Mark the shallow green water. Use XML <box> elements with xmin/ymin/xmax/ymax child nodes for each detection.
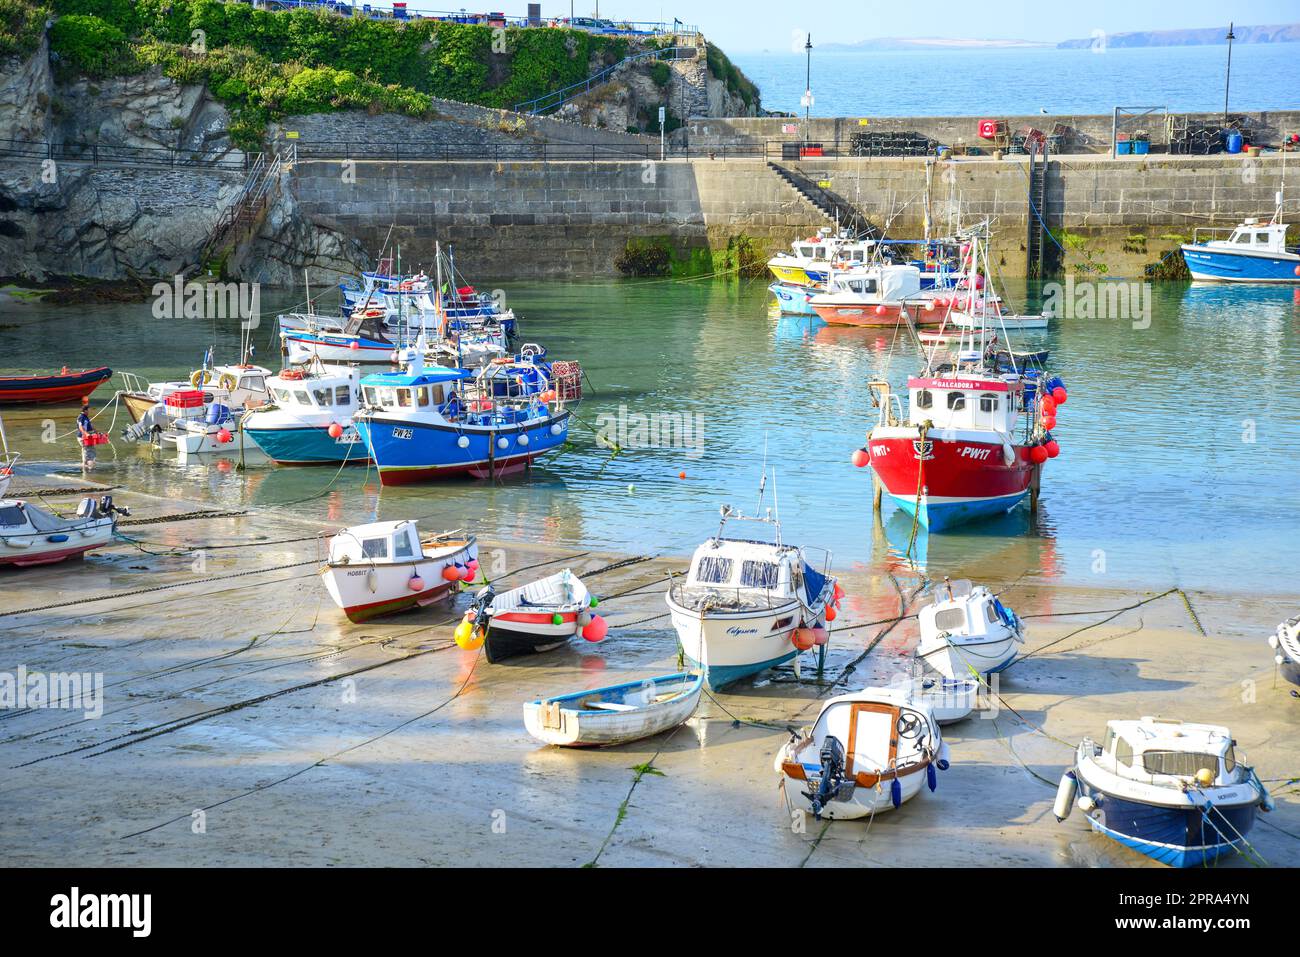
<box><xmin>2</xmin><ymin>277</ymin><xmax>1297</xmax><ymax>595</ymax></box>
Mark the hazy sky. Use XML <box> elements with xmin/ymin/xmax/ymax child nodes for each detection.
<box><xmin>515</xmin><ymin>1</ymin><xmax>1299</xmax><ymax>51</ymax></box>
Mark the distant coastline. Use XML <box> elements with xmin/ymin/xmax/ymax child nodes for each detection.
<box><xmin>817</xmin><ymin>22</ymin><xmax>1300</xmax><ymax>53</ymax></box>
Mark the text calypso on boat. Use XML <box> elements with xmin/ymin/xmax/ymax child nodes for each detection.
<box><xmin>665</xmin><ymin>471</ymin><xmax>841</xmax><ymax>691</ymax></box>
<box><xmin>853</xmin><ymin>224</ymin><xmax>1070</xmax><ymax>532</ymax></box>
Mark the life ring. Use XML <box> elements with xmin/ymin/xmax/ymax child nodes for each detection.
<box><xmin>281</xmin><ymin>369</ymin><xmax>305</xmax><ymax>381</ymax></box>
<box><xmin>218</xmin><ymin>373</ymin><xmax>238</xmax><ymax>392</ymax></box>
<box><xmin>190</xmin><ymin>369</ymin><xmax>212</xmax><ymax>388</ymax></box>
<box><xmin>492</xmin><ymin>356</ymin><xmax>513</xmax><ymax>365</ymax></box>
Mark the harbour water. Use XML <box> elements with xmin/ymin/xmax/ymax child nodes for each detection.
<box><xmin>734</xmin><ymin>44</ymin><xmax>1300</xmax><ymax>117</ymax></box>
<box><xmin>2</xmin><ymin>278</ymin><xmax>1298</xmax><ymax>597</ymax></box>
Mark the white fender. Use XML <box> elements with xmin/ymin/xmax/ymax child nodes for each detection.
<box><xmin>1053</xmin><ymin>770</ymin><xmax>1077</xmax><ymax>821</ymax></box>
<box><xmin>1001</xmin><ymin>441</ymin><xmax>1015</xmax><ymax>466</ymax></box>
<box><xmin>936</xmin><ymin>741</ymin><xmax>951</xmax><ymax>771</ymax></box>
<box><xmin>1076</xmin><ymin>794</ymin><xmax>1096</xmax><ymax>813</ymax></box>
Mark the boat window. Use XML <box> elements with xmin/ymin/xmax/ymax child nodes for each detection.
<box><xmin>1114</xmin><ymin>737</ymin><xmax>1134</xmax><ymax>768</ymax></box>
<box><xmin>273</xmin><ymin>388</ymin><xmax>291</xmax><ymax>404</ymax></box>
<box><xmin>694</xmin><ymin>556</ymin><xmax>733</xmax><ymax>584</ymax></box>
<box><xmin>1224</xmin><ymin>746</ymin><xmax>1236</xmax><ymax>773</ymax></box>
<box><xmin>431</xmin><ymin>384</ymin><xmax>446</xmax><ymax>405</ymax></box>
<box><xmin>397</xmin><ymin>389</ymin><xmax>414</xmax><ymax>408</ymax></box>
<box><xmin>916</xmin><ymin>390</ymin><xmax>933</xmax><ymax>410</ymax></box>
<box><xmin>239</xmin><ymin>376</ymin><xmax>263</xmax><ymax>391</ymax></box>
<box><xmin>0</xmin><ymin>505</ymin><xmax>26</xmax><ymax>526</ymax></box>
<box><xmin>416</xmin><ymin>387</ymin><xmax>430</xmax><ymax>407</ymax></box>
<box><xmin>393</xmin><ymin>531</ymin><xmax>415</xmax><ymax>559</ymax></box>
<box><xmin>1235</xmin><ymin>232</ymin><xmax>1251</xmax><ymax>244</ymax></box>
<box><xmin>947</xmin><ymin>392</ymin><xmax>967</xmax><ymax>411</ymax></box>
<box><xmin>361</xmin><ymin>538</ymin><xmax>388</xmax><ymax>559</ymax></box>
<box><xmin>986</xmin><ymin>603</ymin><xmax>999</xmax><ymax>624</ymax></box>
<box><xmin>1255</xmin><ymin>233</ymin><xmax>1269</xmax><ymax>245</ymax></box>
<box><xmin>363</xmin><ymin>387</ymin><xmax>378</xmax><ymax>406</ymax></box>
<box><xmin>979</xmin><ymin>394</ymin><xmax>999</xmax><ymax>413</ymax></box>
<box><xmin>378</xmin><ymin>387</ymin><xmax>397</xmax><ymax>408</ymax></box>
<box><xmin>740</xmin><ymin>560</ymin><xmax>780</xmax><ymax>589</ymax></box>
<box><xmin>335</xmin><ymin>386</ymin><xmax>351</xmax><ymax>405</ymax></box>
<box><xmin>1141</xmin><ymin>750</ymin><xmax>1219</xmax><ymax>778</ymax></box>
<box><xmin>934</xmin><ymin>607</ymin><xmax>966</xmax><ymax>631</ymax></box>
<box><xmin>294</xmin><ymin>390</ymin><xmax>310</xmax><ymax>405</ymax></box>
<box><xmin>313</xmin><ymin>388</ymin><xmax>333</xmax><ymax>407</ymax></box>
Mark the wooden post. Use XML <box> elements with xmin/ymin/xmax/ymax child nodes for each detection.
<box><xmin>872</xmin><ymin>472</ymin><xmax>883</xmax><ymax>513</ymax></box>
<box><xmin>1029</xmin><ymin>463</ymin><xmax>1042</xmax><ymax>513</ymax></box>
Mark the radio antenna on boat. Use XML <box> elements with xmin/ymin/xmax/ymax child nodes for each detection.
<box><xmin>756</xmin><ymin>433</ymin><xmax>769</xmax><ymax>516</ymax></box>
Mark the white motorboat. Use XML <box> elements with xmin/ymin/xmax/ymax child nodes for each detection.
<box><xmin>775</xmin><ymin>686</ymin><xmax>949</xmax><ymax>820</ymax></box>
<box><xmin>1268</xmin><ymin>615</ymin><xmax>1300</xmax><ymax>693</ymax></box>
<box><xmin>915</xmin><ymin>578</ymin><xmax>1024</xmax><ymax>679</ymax></box>
<box><xmin>1056</xmin><ymin>717</ymin><xmax>1273</xmax><ymax>867</ymax></box>
<box><xmin>243</xmin><ymin>361</ymin><xmax>367</xmax><ymax>465</ymax></box>
<box><xmin>523</xmin><ymin>671</ymin><xmax>704</xmax><ymax>748</ymax></box>
<box><xmin>666</xmin><ymin>484</ymin><xmax>838</xmax><ymax>691</ymax></box>
<box><xmin>0</xmin><ymin>494</ymin><xmax>128</xmax><ymax>567</ymax></box>
<box><xmin>320</xmin><ymin>520</ymin><xmax>477</xmax><ymax>623</ymax></box>
<box><xmin>470</xmin><ymin>569</ymin><xmax>603</xmax><ymax>664</ymax></box>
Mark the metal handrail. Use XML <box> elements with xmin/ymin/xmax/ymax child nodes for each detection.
<box><xmin>514</xmin><ymin>46</ymin><xmax>696</xmax><ymax>115</ymax></box>
<box><xmin>0</xmin><ymin>137</ymin><xmax>253</xmax><ymax>170</ymax></box>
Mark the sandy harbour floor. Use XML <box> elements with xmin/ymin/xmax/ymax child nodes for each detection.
<box><xmin>1</xmin><ymin>476</ymin><xmax>1297</xmax><ymax>868</ymax></box>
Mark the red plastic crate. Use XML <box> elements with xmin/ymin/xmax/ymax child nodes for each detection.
<box><xmin>165</xmin><ymin>389</ymin><xmax>206</xmax><ymax>408</ymax></box>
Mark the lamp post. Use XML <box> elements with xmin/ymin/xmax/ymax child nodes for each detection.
<box><xmin>802</xmin><ymin>34</ymin><xmax>813</xmax><ymax>125</ymax></box>
<box><xmin>1223</xmin><ymin>22</ymin><xmax>1235</xmax><ymax>124</ymax></box>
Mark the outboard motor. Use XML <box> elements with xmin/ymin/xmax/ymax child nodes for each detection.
<box><xmin>801</xmin><ymin>734</ymin><xmax>854</xmax><ymax>820</ymax></box>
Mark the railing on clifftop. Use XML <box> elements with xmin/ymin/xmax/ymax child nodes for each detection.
<box><xmin>0</xmin><ymin>138</ymin><xmax>254</xmax><ymax>170</ymax></box>
<box><xmin>513</xmin><ymin>46</ymin><xmax>697</xmax><ymax>116</ymax></box>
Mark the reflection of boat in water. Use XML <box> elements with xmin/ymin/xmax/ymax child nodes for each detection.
<box><xmin>876</xmin><ymin>501</ymin><xmax>1055</xmax><ymax>577</ymax></box>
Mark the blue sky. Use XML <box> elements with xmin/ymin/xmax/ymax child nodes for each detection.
<box><xmin>494</xmin><ymin>1</ymin><xmax>1299</xmax><ymax>51</ymax></box>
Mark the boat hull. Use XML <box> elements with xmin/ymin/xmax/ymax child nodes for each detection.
<box><xmin>321</xmin><ymin>541</ymin><xmax>475</xmax><ymax>623</ymax></box>
<box><xmin>917</xmin><ymin>633</ymin><xmax>1020</xmax><ymax>678</ymax></box>
<box><xmin>767</xmin><ymin>263</ymin><xmax>818</xmax><ymax>285</ymax></box>
<box><xmin>1075</xmin><ymin>777</ymin><xmax>1259</xmax><ymax>867</ymax></box>
<box><xmin>1280</xmin><ymin>658</ymin><xmax>1300</xmax><ymax>689</ymax></box>
<box><xmin>523</xmin><ymin>672</ymin><xmax>703</xmax><ymax>747</ymax></box>
<box><xmin>283</xmin><ymin>333</ymin><xmax>394</xmax><ymax>364</ymax></box>
<box><xmin>812</xmin><ymin>302</ymin><xmax>942</xmax><ymax>326</ymax></box>
<box><xmin>768</xmin><ymin>282</ymin><xmax>819</xmax><ymax>315</ymax></box>
<box><xmin>484</xmin><ymin>618</ymin><xmax>577</xmax><ymax>664</ymax></box>
<box><xmin>245</xmin><ymin>423</ymin><xmax>370</xmax><ymax>465</ymax></box>
<box><xmin>355</xmin><ymin>411</ymin><xmax>570</xmax><ymax>486</ymax></box>
<box><xmin>1180</xmin><ymin>244</ymin><xmax>1300</xmax><ymax>283</ymax></box>
<box><xmin>667</xmin><ymin>598</ymin><xmax>808</xmax><ymax>691</ymax></box>
<box><xmin>868</xmin><ymin>432</ymin><xmax>1035</xmax><ymax>532</ymax></box>
<box><xmin>0</xmin><ymin>367</ymin><xmax>112</xmax><ymax>404</ymax></box>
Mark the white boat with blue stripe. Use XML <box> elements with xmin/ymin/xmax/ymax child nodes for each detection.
<box><xmin>666</xmin><ymin>486</ymin><xmax>837</xmax><ymax>691</ymax></box>
<box><xmin>1180</xmin><ymin>215</ymin><xmax>1299</xmax><ymax>283</ymax></box>
<box><xmin>243</xmin><ymin>361</ymin><xmax>367</xmax><ymax>465</ymax></box>
<box><xmin>1056</xmin><ymin>717</ymin><xmax>1273</xmax><ymax>867</ymax></box>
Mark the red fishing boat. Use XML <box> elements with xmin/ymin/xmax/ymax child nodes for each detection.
<box><xmin>0</xmin><ymin>367</ymin><xmax>113</xmax><ymax>404</ymax></box>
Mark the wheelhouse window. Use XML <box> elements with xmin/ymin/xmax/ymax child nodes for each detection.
<box><xmin>1114</xmin><ymin>737</ymin><xmax>1134</xmax><ymax>768</ymax></box>
<box><xmin>361</xmin><ymin>538</ymin><xmax>388</xmax><ymax>559</ymax></box>
<box><xmin>273</xmin><ymin>388</ymin><xmax>292</xmax><ymax>404</ymax></box>
<box><xmin>947</xmin><ymin>392</ymin><xmax>967</xmax><ymax>411</ymax></box>
<box><xmin>334</xmin><ymin>386</ymin><xmax>351</xmax><ymax>405</ymax></box>
<box><xmin>293</xmin><ymin>390</ymin><xmax>310</xmax><ymax>405</ymax></box>
<box><xmin>396</xmin><ymin>389</ymin><xmax>414</xmax><ymax>408</ymax></box>
<box><xmin>393</xmin><ymin>531</ymin><xmax>415</xmax><ymax>559</ymax></box>
<box><xmin>313</xmin><ymin>388</ymin><xmax>333</xmax><ymax>407</ymax></box>
<box><xmin>0</xmin><ymin>505</ymin><xmax>26</xmax><ymax>526</ymax></box>
<box><xmin>240</xmin><ymin>376</ymin><xmax>264</xmax><ymax>391</ymax></box>
<box><xmin>740</xmin><ymin>560</ymin><xmax>779</xmax><ymax>589</ymax></box>
<box><xmin>694</xmin><ymin>556</ymin><xmax>733</xmax><ymax>584</ymax></box>
<box><xmin>916</xmin><ymin>390</ymin><xmax>933</xmax><ymax>410</ymax></box>
<box><xmin>979</xmin><ymin>394</ymin><xmax>999</xmax><ymax>413</ymax></box>
<box><xmin>934</xmin><ymin>607</ymin><xmax>966</xmax><ymax>631</ymax></box>
<box><xmin>416</xmin><ymin>387</ymin><xmax>430</xmax><ymax>407</ymax></box>
<box><xmin>1140</xmin><ymin>751</ymin><xmax>1220</xmax><ymax>778</ymax></box>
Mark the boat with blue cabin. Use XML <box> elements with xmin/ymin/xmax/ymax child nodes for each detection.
<box><xmin>352</xmin><ymin>341</ymin><xmax>577</xmax><ymax>485</ymax></box>
<box><xmin>1180</xmin><ymin>202</ymin><xmax>1299</xmax><ymax>283</ymax></box>
<box><xmin>1056</xmin><ymin>717</ymin><xmax>1273</xmax><ymax>867</ymax></box>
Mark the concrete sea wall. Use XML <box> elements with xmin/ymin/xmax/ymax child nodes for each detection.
<box><xmin>290</xmin><ymin>152</ymin><xmax>1295</xmax><ymax>280</ymax></box>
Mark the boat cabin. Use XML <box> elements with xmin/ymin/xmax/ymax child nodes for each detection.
<box><xmin>682</xmin><ymin>538</ymin><xmax>828</xmax><ymax>611</ymax></box>
<box><xmin>1208</xmin><ymin>219</ymin><xmax>1293</xmax><ymax>254</ymax></box>
<box><xmin>359</xmin><ymin>362</ymin><xmax>473</xmax><ymax>417</ymax></box>
<box><xmin>827</xmin><ymin>265</ymin><xmax>922</xmax><ymax>301</ymax></box>
<box><xmin>920</xmin><ymin>580</ymin><xmax>1017</xmax><ymax>638</ymax></box>
<box><xmin>270</xmin><ymin>368</ymin><xmax>359</xmax><ymax>412</ymax></box>
<box><xmin>1095</xmin><ymin>717</ymin><xmax>1242</xmax><ymax>787</ymax></box>
<box><xmin>328</xmin><ymin>520</ymin><xmax>422</xmax><ymax>566</ymax></box>
<box><xmin>906</xmin><ymin>374</ymin><xmax>1023</xmax><ymax>433</ymax></box>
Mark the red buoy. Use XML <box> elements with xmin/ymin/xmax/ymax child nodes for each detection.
<box><xmin>1052</xmin><ymin>387</ymin><xmax>1068</xmax><ymax>404</ymax></box>
<box><xmin>833</xmin><ymin>582</ymin><xmax>845</xmax><ymax>601</ymax></box>
<box><xmin>1040</xmin><ymin>397</ymin><xmax>1056</xmax><ymax>415</ymax></box>
<box><xmin>791</xmin><ymin>628</ymin><xmax>816</xmax><ymax>651</ymax></box>
<box><xmin>1042</xmin><ymin>415</ymin><xmax>1057</xmax><ymax>430</ymax></box>
<box><xmin>1294</xmin><ymin>264</ymin><xmax>1300</xmax><ymax>277</ymax></box>
<box><xmin>442</xmin><ymin>565</ymin><xmax>460</xmax><ymax>582</ymax></box>
<box><xmin>216</xmin><ymin>428</ymin><xmax>232</xmax><ymax>444</ymax></box>
<box><xmin>407</xmin><ymin>576</ymin><xmax>425</xmax><ymax>592</ymax></box>
<box><xmin>1046</xmin><ymin>440</ymin><xmax>1061</xmax><ymax>458</ymax></box>
<box><xmin>327</xmin><ymin>423</ymin><xmax>344</xmax><ymax>439</ymax></box>
<box><xmin>825</xmin><ymin>606</ymin><xmax>837</xmax><ymax>622</ymax></box>
<box><xmin>874</xmin><ymin>304</ymin><xmax>887</xmax><ymax>316</ymax></box>
<box><xmin>812</xmin><ymin>626</ymin><xmax>830</xmax><ymax>646</ymax></box>
<box><xmin>582</xmin><ymin>615</ymin><xmax>608</xmax><ymax>643</ymax></box>
<box><xmin>1030</xmin><ymin>445</ymin><xmax>1049</xmax><ymax>464</ymax></box>
<box><xmin>348</xmin><ymin>340</ymin><xmax>360</xmax><ymax>350</ymax></box>
<box><xmin>851</xmin><ymin>448</ymin><xmax>870</xmax><ymax>468</ymax></box>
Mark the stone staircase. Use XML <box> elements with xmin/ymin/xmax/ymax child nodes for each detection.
<box><xmin>199</xmin><ymin>147</ymin><xmax>288</xmax><ymax>265</ymax></box>
<box><xmin>766</xmin><ymin>161</ymin><xmax>878</xmax><ymax>237</ymax></box>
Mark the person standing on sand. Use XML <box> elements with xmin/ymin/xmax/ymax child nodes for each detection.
<box><xmin>77</xmin><ymin>402</ymin><xmax>96</xmax><ymax>471</ymax></box>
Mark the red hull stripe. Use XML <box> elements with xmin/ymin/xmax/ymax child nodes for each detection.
<box><xmin>0</xmin><ymin>544</ymin><xmax>100</xmax><ymax>566</ymax></box>
<box><xmin>495</xmin><ymin>611</ymin><xmax>578</xmax><ymax>625</ymax></box>
<box><xmin>342</xmin><ymin>582</ymin><xmax>455</xmax><ymax>621</ymax></box>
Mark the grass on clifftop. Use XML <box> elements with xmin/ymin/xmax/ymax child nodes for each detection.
<box><xmin>0</xmin><ymin>0</ymin><xmax>50</xmax><ymax>57</ymax></box>
<box><xmin>29</xmin><ymin>0</ymin><xmax>660</xmax><ymax>150</ymax></box>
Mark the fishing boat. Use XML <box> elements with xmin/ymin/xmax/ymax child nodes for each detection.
<box><xmin>1269</xmin><ymin>615</ymin><xmax>1300</xmax><ymax>692</ymax></box>
<box><xmin>353</xmin><ymin>342</ymin><xmax>575</xmax><ymax>486</ymax></box>
<box><xmin>809</xmin><ymin>265</ymin><xmax>941</xmax><ymax>326</ymax></box>
<box><xmin>468</xmin><ymin>569</ymin><xmax>604</xmax><ymax>664</ymax></box>
<box><xmin>766</xmin><ymin>230</ymin><xmax>876</xmax><ymax>285</ymax></box>
<box><xmin>0</xmin><ymin>494</ymin><xmax>128</xmax><ymax>567</ymax></box>
<box><xmin>768</xmin><ymin>280</ymin><xmax>822</xmax><ymax>316</ymax></box>
<box><xmin>117</xmin><ymin>373</ymin><xmax>227</xmax><ymax>427</ymax></box>
<box><xmin>856</xmin><ymin>225</ymin><xmax>1066</xmax><ymax>532</ymax></box>
<box><xmin>915</xmin><ymin>578</ymin><xmax>1024</xmax><ymax>678</ymax></box>
<box><xmin>243</xmin><ymin>362</ymin><xmax>368</xmax><ymax>465</ymax></box>
<box><xmin>1179</xmin><ymin>169</ymin><xmax>1299</xmax><ymax>282</ymax></box>
<box><xmin>665</xmin><ymin>479</ymin><xmax>838</xmax><ymax>691</ymax></box>
<box><xmin>279</xmin><ymin>310</ymin><xmax>398</xmax><ymax>365</ymax></box>
<box><xmin>775</xmin><ymin>687</ymin><xmax>949</xmax><ymax>820</ymax></box>
<box><xmin>0</xmin><ymin>366</ymin><xmax>112</xmax><ymax>404</ymax></box>
<box><xmin>1055</xmin><ymin>717</ymin><xmax>1273</xmax><ymax>867</ymax></box>
<box><xmin>320</xmin><ymin>521</ymin><xmax>477</xmax><ymax>623</ymax></box>
<box><xmin>523</xmin><ymin>671</ymin><xmax>703</xmax><ymax>747</ymax></box>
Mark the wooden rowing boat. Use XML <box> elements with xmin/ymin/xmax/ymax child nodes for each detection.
<box><xmin>523</xmin><ymin>672</ymin><xmax>703</xmax><ymax>747</ymax></box>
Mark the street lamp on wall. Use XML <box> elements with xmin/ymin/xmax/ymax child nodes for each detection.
<box><xmin>1223</xmin><ymin>22</ymin><xmax>1235</xmax><ymax>124</ymax></box>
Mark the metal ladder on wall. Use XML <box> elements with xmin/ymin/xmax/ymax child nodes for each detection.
<box><xmin>199</xmin><ymin>144</ymin><xmax>293</xmax><ymax>264</ymax></box>
<box><xmin>1025</xmin><ymin>140</ymin><xmax>1049</xmax><ymax>278</ymax></box>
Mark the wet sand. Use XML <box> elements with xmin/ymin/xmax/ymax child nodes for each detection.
<box><xmin>1</xmin><ymin>476</ymin><xmax>1296</xmax><ymax>868</ymax></box>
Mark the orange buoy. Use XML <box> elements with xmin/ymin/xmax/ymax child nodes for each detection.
<box><xmin>851</xmin><ymin>448</ymin><xmax>870</xmax><ymax>468</ymax></box>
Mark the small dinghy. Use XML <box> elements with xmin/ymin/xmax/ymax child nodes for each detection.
<box><xmin>0</xmin><ymin>495</ymin><xmax>128</xmax><ymax>567</ymax></box>
<box><xmin>776</xmin><ymin>687</ymin><xmax>949</xmax><ymax>820</ymax></box>
<box><xmin>0</xmin><ymin>366</ymin><xmax>112</xmax><ymax>404</ymax></box>
<box><xmin>471</xmin><ymin>569</ymin><xmax>605</xmax><ymax>664</ymax></box>
<box><xmin>1056</xmin><ymin>717</ymin><xmax>1273</xmax><ymax>867</ymax></box>
<box><xmin>1268</xmin><ymin>615</ymin><xmax>1300</xmax><ymax>693</ymax></box>
<box><xmin>320</xmin><ymin>521</ymin><xmax>477</xmax><ymax>623</ymax></box>
<box><xmin>523</xmin><ymin>671</ymin><xmax>704</xmax><ymax>747</ymax></box>
<box><xmin>907</xmin><ymin>673</ymin><xmax>979</xmax><ymax>725</ymax></box>
<box><xmin>915</xmin><ymin>578</ymin><xmax>1024</xmax><ymax>679</ymax></box>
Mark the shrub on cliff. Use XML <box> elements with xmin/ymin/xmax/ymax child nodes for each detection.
<box><xmin>0</xmin><ymin>0</ymin><xmax>51</xmax><ymax>59</ymax></box>
<box><xmin>49</xmin><ymin>12</ymin><xmax>131</xmax><ymax>76</ymax></box>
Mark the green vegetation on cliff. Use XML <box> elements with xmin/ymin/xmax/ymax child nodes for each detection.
<box><xmin>28</xmin><ymin>0</ymin><xmax>661</xmax><ymax>149</ymax></box>
<box><xmin>0</xmin><ymin>0</ymin><xmax>50</xmax><ymax>57</ymax></box>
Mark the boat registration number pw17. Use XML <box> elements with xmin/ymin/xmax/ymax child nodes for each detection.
<box><xmin>391</xmin><ymin>427</ymin><xmax>413</xmax><ymax>440</ymax></box>
<box><xmin>958</xmin><ymin>446</ymin><xmax>993</xmax><ymax>461</ymax></box>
